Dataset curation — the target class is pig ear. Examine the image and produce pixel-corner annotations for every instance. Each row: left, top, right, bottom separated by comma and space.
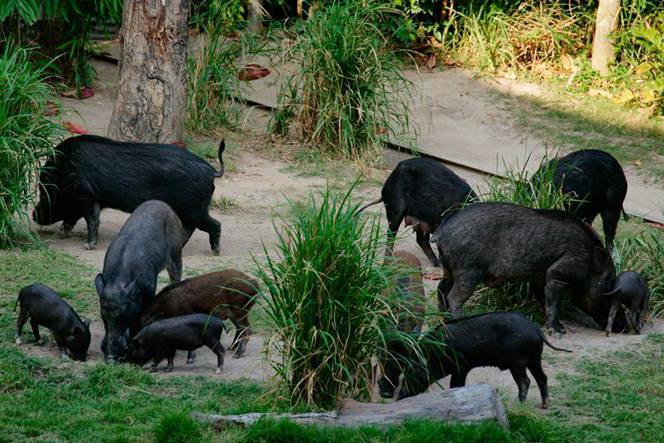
95, 274, 105, 297
72, 326, 84, 337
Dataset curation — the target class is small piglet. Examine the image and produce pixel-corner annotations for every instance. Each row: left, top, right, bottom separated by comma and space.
15, 284, 91, 361
604, 271, 650, 336
386, 251, 425, 333
378, 312, 572, 409
140, 270, 258, 360
127, 314, 225, 373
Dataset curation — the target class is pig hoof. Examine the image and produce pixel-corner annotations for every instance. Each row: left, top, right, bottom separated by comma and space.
605, 331, 611, 337
61, 353, 70, 361
215, 368, 222, 374
212, 249, 220, 257
541, 402, 549, 410
84, 242, 97, 250
232, 352, 244, 359
149, 366, 158, 373
186, 358, 195, 365
165, 366, 173, 373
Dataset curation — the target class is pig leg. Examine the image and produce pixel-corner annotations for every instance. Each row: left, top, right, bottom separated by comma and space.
165, 351, 176, 372
384, 204, 405, 258
54, 336, 69, 360
59, 219, 77, 238
30, 320, 41, 343
150, 358, 162, 372
600, 207, 621, 254
197, 215, 221, 256
543, 271, 568, 334
605, 299, 621, 336
415, 229, 440, 267
436, 276, 453, 312
207, 340, 226, 374
231, 316, 251, 358
15, 308, 29, 345
528, 358, 549, 409
186, 351, 196, 364
166, 251, 182, 283
445, 276, 481, 317
83, 203, 101, 250
510, 365, 531, 403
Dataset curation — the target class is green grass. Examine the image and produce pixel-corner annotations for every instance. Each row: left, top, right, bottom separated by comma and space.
0, 245, 662, 441
0, 45, 62, 247
271, 1, 414, 163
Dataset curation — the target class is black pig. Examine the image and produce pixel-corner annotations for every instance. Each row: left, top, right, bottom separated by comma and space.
127, 314, 226, 373
431, 202, 618, 334
15, 284, 91, 361
604, 271, 650, 336
378, 312, 571, 409
96, 200, 186, 362
358, 158, 476, 266
534, 150, 628, 253
32, 135, 223, 254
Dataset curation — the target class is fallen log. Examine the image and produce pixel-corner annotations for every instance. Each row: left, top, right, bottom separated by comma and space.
193, 383, 508, 431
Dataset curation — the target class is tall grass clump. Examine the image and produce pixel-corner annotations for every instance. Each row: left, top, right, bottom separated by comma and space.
0, 45, 60, 247
482, 155, 576, 210
254, 185, 420, 407
271, 1, 414, 163
613, 229, 664, 319
187, 0, 266, 133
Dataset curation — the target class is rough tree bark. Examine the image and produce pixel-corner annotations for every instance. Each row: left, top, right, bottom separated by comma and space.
591, 0, 621, 76
108, 0, 190, 143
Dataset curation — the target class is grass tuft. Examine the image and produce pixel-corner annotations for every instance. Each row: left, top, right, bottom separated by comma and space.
153, 412, 203, 443
271, 1, 414, 163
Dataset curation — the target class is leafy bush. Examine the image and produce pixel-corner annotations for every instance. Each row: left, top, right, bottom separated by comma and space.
271, 1, 414, 163
254, 185, 418, 407
0, 45, 61, 247
0, 0, 122, 91
187, 0, 266, 133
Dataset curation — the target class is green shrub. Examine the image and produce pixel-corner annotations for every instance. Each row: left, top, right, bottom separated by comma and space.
153, 412, 202, 443
0, 45, 61, 247
254, 185, 420, 407
271, 1, 414, 163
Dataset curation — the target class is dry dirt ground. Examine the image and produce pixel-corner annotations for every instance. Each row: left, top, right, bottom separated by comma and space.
19, 59, 663, 411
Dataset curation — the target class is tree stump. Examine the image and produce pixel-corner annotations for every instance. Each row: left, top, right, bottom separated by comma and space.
193, 383, 509, 431
107, 0, 190, 143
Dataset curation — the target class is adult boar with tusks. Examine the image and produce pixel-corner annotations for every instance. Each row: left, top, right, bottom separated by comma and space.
378, 312, 572, 409
32, 135, 224, 254
432, 202, 620, 334
357, 158, 476, 267
96, 200, 186, 362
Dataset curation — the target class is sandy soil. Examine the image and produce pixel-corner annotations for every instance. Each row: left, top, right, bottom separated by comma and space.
19, 58, 663, 410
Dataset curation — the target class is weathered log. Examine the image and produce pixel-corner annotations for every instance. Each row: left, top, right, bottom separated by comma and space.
193, 383, 509, 431
108, 0, 190, 143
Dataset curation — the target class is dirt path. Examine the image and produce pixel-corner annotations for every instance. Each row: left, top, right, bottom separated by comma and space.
26, 58, 663, 404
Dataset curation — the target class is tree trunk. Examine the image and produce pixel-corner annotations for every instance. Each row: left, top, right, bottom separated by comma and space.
108, 0, 190, 143
591, 0, 621, 76
193, 384, 509, 431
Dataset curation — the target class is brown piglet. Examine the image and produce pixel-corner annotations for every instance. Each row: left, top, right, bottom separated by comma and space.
140, 270, 259, 360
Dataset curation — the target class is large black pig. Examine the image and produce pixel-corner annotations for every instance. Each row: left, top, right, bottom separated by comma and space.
431, 202, 618, 334
358, 158, 476, 266
534, 150, 628, 253
378, 312, 571, 409
33, 135, 224, 254
95, 200, 186, 362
